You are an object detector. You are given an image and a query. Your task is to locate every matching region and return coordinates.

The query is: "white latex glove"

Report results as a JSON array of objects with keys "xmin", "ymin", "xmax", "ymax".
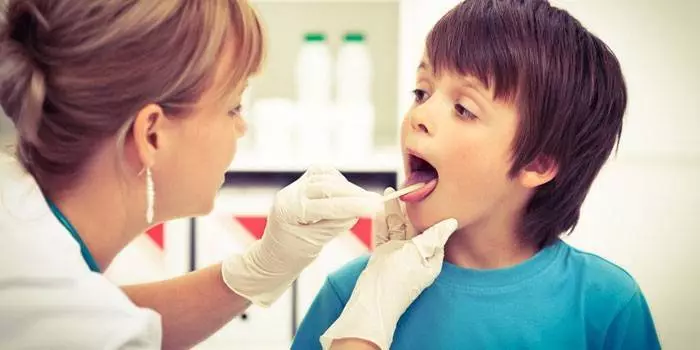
[
  {"xmin": 222, "ymin": 165, "xmax": 382, "ymax": 307},
  {"xmin": 372, "ymin": 187, "xmax": 417, "ymax": 246},
  {"xmin": 320, "ymin": 214, "xmax": 459, "ymax": 350}
]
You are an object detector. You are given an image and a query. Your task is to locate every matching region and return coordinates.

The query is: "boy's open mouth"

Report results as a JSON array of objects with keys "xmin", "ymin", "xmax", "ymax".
[{"xmin": 401, "ymin": 153, "xmax": 439, "ymax": 202}]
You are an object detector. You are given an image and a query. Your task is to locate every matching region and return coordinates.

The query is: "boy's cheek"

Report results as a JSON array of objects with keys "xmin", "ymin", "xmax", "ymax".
[
  {"xmin": 405, "ymin": 204, "xmax": 431, "ymax": 233},
  {"xmin": 405, "ymin": 199, "xmax": 458, "ymax": 233}
]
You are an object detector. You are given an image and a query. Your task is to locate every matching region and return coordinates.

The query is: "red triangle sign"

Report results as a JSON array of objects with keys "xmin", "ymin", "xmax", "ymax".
[
  {"xmin": 351, "ymin": 218, "xmax": 373, "ymax": 250},
  {"xmin": 234, "ymin": 216, "xmax": 374, "ymax": 250},
  {"xmin": 236, "ymin": 216, "xmax": 267, "ymax": 240},
  {"xmin": 146, "ymin": 224, "xmax": 164, "ymax": 250}
]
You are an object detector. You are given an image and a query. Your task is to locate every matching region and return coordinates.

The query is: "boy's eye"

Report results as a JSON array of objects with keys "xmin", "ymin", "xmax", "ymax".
[
  {"xmin": 228, "ymin": 105, "xmax": 242, "ymax": 117},
  {"xmin": 412, "ymin": 89, "xmax": 429, "ymax": 104},
  {"xmin": 455, "ymin": 104, "xmax": 477, "ymax": 120}
]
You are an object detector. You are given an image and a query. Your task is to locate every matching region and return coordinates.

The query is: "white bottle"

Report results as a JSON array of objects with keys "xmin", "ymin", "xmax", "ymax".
[
  {"xmin": 295, "ymin": 32, "xmax": 333, "ymax": 163},
  {"xmin": 335, "ymin": 32, "xmax": 375, "ymax": 161}
]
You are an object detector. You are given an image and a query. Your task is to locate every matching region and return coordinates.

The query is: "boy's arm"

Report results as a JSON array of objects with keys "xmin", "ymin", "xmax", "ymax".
[
  {"xmin": 121, "ymin": 264, "xmax": 250, "ymax": 349},
  {"xmin": 604, "ymin": 289, "xmax": 661, "ymax": 349},
  {"xmin": 292, "ymin": 278, "xmax": 347, "ymax": 350}
]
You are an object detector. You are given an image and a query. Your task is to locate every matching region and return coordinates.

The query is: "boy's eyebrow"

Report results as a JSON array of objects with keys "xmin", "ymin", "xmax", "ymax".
[
  {"xmin": 417, "ymin": 60, "xmax": 487, "ymax": 91},
  {"xmin": 460, "ymin": 79, "xmax": 487, "ymax": 91},
  {"xmin": 458, "ymin": 79, "xmax": 497, "ymax": 107},
  {"xmin": 416, "ymin": 59, "xmax": 490, "ymax": 96},
  {"xmin": 417, "ymin": 60, "xmax": 430, "ymax": 71}
]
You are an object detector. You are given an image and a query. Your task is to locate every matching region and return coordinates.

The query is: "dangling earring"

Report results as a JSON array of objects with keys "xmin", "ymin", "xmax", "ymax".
[{"xmin": 146, "ymin": 168, "xmax": 155, "ymax": 224}]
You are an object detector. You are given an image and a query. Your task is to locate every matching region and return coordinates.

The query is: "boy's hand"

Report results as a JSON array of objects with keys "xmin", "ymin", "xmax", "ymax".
[
  {"xmin": 321, "ymin": 218, "xmax": 458, "ymax": 350},
  {"xmin": 373, "ymin": 187, "xmax": 417, "ymax": 247},
  {"xmin": 222, "ymin": 165, "xmax": 382, "ymax": 307}
]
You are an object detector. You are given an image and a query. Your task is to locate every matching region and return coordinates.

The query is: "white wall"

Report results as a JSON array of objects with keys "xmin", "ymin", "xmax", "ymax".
[{"xmin": 399, "ymin": 1, "xmax": 700, "ymax": 348}]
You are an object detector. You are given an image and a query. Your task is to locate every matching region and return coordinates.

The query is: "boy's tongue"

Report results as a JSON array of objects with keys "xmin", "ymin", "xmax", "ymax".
[{"xmin": 400, "ymin": 170, "xmax": 438, "ymax": 202}]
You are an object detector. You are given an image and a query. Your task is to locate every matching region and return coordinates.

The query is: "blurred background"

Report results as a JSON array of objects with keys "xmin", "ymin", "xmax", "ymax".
[{"xmin": 1, "ymin": 0, "xmax": 698, "ymax": 349}]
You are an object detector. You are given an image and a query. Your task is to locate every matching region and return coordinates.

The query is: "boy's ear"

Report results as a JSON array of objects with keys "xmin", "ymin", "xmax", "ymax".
[{"xmin": 517, "ymin": 155, "xmax": 558, "ymax": 189}]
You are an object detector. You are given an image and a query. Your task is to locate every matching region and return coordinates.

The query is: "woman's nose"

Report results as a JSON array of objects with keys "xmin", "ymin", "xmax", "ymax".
[{"xmin": 236, "ymin": 117, "xmax": 247, "ymax": 137}]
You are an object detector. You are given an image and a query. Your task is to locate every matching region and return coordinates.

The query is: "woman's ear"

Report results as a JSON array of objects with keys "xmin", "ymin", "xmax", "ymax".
[
  {"xmin": 131, "ymin": 104, "xmax": 166, "ymax": 169},
  {"xmin": 517, "ymin": 155, "xmax": 559, "ymax": 189}
]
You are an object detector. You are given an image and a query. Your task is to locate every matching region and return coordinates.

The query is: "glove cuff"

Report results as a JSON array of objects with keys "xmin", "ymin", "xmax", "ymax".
[
  {"xmin": 221, "ymin": 242, "xmax": 301, "ymax": 308},
  {"xmin": 319, "ymin": 294, "xmax": 397, "ymax": 350}
]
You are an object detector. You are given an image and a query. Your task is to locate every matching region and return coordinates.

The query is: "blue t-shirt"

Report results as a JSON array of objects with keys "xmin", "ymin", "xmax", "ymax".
[{"xmin": 292, "ymin": 240, "xmax": 660, "ymax": 349}]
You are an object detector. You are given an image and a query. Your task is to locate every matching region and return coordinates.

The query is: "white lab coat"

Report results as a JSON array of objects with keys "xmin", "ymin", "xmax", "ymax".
[{"xmin": 0, "ymin": 153, "xmax": 162, "ymax": 349}]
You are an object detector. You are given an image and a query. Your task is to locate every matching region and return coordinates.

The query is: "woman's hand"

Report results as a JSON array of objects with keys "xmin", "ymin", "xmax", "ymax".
[
  {"xmin": 321, "ymin": 188, "xmax": 458, "ymax": 350},
  {"xmin": 221, "ymin": 165, "xmax": 382, "ymax": 307},
  {"xmin": 373, "ymin": 187, "xmax": 417, "ymax": 245}
]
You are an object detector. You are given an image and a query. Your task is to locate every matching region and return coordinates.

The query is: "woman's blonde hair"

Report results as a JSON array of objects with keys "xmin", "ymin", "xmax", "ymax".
[{"xmin": 0, "ymin": 0, "xmax": 264, "ymax": 192}]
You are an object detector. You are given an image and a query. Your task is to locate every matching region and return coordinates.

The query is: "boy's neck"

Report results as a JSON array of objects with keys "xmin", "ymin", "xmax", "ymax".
[{"xmin": 444, "ymin": 214, "xmax": 538, "ymax": 270}]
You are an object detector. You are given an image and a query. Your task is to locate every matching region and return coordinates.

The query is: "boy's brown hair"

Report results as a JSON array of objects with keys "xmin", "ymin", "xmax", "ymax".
[{"xmin": 426, "ymin": 0, "xmax": 626, "ymax": 247}]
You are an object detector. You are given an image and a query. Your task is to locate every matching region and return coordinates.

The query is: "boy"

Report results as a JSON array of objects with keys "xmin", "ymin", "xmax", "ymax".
[{"xmin": 292, "ymin": 0, "xmax": 660, "ymax": 349}]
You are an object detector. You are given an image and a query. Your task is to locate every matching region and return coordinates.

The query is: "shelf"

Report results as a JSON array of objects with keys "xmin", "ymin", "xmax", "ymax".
[
  {"xmin": 225, "ymin": 148, "xmax": 401, "ymax": 188},
  {"xmin": 247, "ymin": 0, "xmax": 401, "ymax": 147},
  {"xmin": 224, "ymin": 170, "xmax": 398, "ymax": 190}
]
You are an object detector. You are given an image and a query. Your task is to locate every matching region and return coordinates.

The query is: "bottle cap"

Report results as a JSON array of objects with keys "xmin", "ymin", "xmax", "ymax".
[
  {"xmin": 304, "ymin": 32, "xmax": 326, "ymax": 42},
  {"xmin": 343, "ymin": 32, "xmax": 365, "ymax": 42}
]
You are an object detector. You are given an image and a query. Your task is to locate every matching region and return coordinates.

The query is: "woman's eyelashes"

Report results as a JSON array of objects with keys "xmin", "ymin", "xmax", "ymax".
[{"xmin": 228, "ymin": 105, "xmax": 242, "ymax": 117}]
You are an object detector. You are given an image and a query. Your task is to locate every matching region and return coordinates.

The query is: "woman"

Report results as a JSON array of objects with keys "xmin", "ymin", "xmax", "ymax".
[{"xmin": 0, "ymin": 0, "xmax": 456, "ymax": 349}]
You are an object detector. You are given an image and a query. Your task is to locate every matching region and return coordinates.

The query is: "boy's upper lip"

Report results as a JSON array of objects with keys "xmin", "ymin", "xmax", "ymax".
[
  {"xmin": 404, "ymin": 147, "xmax": 427, "ymax": 161},
  {"xmin": 403, "ymin": 147, "xmax": 436, "ymax": 170}
]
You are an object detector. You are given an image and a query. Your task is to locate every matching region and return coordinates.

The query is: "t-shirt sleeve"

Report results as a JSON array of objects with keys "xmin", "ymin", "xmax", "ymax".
[
  {"xmin": 604, "ymin": 289, "xmax": 661, "ymax": 350},
  {"xmin": 291, "ymin": 278, "xmax": 346, "ymax": 350}
]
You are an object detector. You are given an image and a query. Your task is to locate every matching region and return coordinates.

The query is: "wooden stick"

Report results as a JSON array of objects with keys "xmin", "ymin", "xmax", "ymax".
[{"xmin": 382, "ymin": 182, "xmax": 425, "ymax": 202}]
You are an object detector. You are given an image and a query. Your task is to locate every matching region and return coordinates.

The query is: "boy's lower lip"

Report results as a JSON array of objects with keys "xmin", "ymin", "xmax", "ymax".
[{"xmin": 400, "ymin": 177, "xmax": 438, "ymax": 202}]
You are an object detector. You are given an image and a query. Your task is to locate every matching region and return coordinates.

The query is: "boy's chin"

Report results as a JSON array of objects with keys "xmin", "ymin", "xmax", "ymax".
[
  {"xmin": 406, "ymin": 198, "xmax": 467, "ymax": 235},
  {"xmin": 406, "ymin": 205, "xmax": 443, "ymax": 233}
]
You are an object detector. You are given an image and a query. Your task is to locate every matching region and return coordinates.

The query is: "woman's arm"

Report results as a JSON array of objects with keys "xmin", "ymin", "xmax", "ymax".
[
  {"xmin": 121, "ymin": 263, "xmax": 250, "ymax": 350},
  {"xmin": 123, "ymin": 165, "xmax": 381, "ymax": 349},
  {"xmin": 123, "ymin": 267, "xmax": 386, "ymax": 350}
]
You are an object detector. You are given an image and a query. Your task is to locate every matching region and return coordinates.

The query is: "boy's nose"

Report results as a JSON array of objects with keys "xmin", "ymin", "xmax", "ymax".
[{"xmin": 408, "ymin": 105, "xmax": 434, "ymax": 136}]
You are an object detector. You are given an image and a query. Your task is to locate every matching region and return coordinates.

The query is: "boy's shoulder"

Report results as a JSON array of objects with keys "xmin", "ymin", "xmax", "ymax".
[
  {"xmin": 564, "ymin": 242, "xmax": 639, "ymax": 287},
  {"xmin": 325, "ymin": 255, "xmax": 370, "ymax": 303},
  {"xmin": 561, "ymin": 242, "xmax": 642, "ymax": 307}
]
